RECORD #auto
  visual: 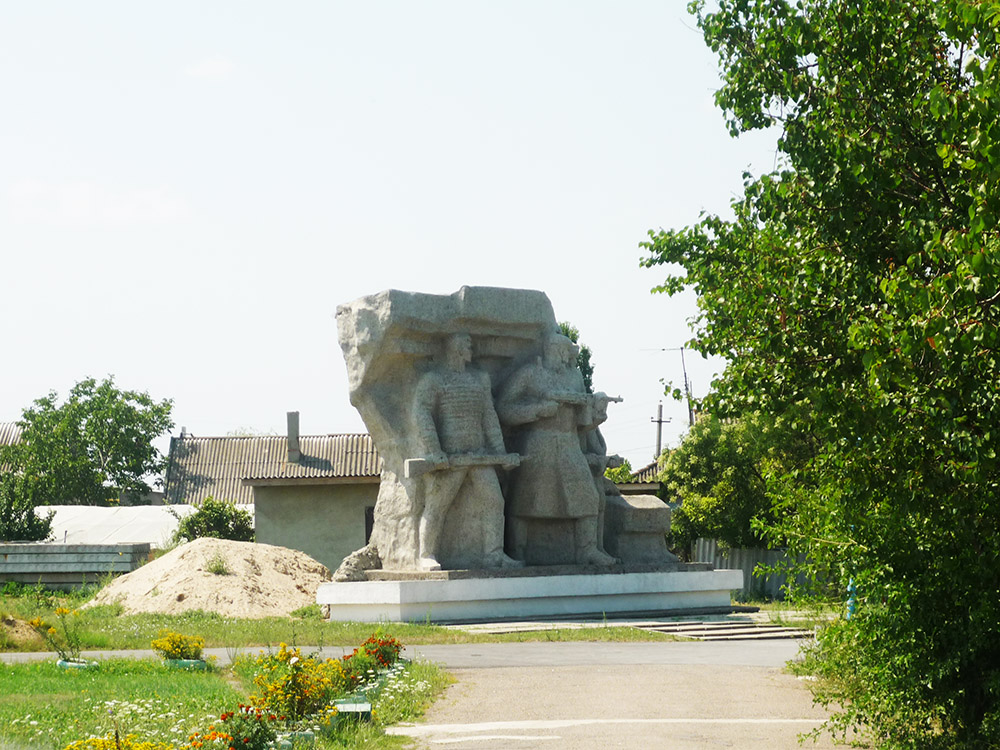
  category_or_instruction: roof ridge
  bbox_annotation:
[173,433,372,440]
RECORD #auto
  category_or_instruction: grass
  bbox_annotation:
[203,553,230,577]
[0,658,243,749]
[1,592,679,654]
[744,598,840,629]
[0,651,450,750]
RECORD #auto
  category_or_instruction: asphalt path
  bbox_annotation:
[406,640,804,668]
[396,641,839,750]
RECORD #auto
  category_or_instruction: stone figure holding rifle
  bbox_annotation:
[409,332,522,571]
[496,332,620,566]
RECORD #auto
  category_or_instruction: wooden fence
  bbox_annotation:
[692,538,807,600]
[0,542,150,589]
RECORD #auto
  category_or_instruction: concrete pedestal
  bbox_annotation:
[317,564,743,623]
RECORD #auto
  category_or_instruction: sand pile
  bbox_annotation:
[87,538,330,619]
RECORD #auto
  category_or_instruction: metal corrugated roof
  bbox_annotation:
[630,461,661,484]
[0,422,23,446]
[163,433,381,505]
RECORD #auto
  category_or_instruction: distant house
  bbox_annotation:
[0,422,22,476]
[0,422,22,449]
[616,460,662,496]
[163,413,381,573]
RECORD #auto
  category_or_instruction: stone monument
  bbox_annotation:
[321,286,740,620]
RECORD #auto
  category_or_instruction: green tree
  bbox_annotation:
[659,413,773,555]
[641,1,1000,746]
[603,457,634,484]
[0,377,174,506]
[557,321,594,393]
[0,473,52,541]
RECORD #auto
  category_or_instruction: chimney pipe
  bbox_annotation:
[287,411,301,463]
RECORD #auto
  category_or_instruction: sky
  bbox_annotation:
[0,1,779,474]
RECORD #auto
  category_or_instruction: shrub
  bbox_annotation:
[247,643,350,723]
[150,630,204,660]
[183,706,276,750]
[358,633,403,669]
[341,632,403,688]
[173,497,253,543]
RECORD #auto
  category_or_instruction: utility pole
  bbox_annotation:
[650,401,671,459]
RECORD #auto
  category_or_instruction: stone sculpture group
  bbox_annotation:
[334,286,674,580]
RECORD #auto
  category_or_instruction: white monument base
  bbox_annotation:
[316,567,743,623]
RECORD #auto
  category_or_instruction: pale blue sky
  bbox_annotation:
[1,2,778,470]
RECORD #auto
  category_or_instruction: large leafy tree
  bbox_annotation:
[659,412,792,555]
[642,1,1000,746]
[0,377,174,506]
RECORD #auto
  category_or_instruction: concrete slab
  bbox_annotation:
[317,568,743,623]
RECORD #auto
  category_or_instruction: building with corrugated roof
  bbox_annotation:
[163,413,382,572]
[0,422,23,448]
[618,460,662,496]
[0,422,23,475]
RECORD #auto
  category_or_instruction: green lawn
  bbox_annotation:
[0,653,449,750]
[2,592,677,653]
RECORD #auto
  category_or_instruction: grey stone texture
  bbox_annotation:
[333,286,673,579]
[603,494,678,564]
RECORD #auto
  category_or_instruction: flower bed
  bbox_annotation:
[242,632,405,735]
[0,631,422,750]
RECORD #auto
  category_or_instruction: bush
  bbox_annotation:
[247,643,350,723]
[0,473,52,542]
[357,633,403,670]
[150,630,204,660]
[183,706,276,750]
[173,497,253,543]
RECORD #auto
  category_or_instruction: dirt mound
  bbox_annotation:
[87,538,330,619]
[1,614,43,650]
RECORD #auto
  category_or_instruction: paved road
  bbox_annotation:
[406,640,804,668]
[394,641,839,750]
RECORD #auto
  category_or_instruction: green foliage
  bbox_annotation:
[659,413,794,554]
[0,377,173,506]
[0,653,447,750]
[289,603,323,620]
[173,497,254,543]
[28,607,84,661]
[0,473,52,541]
[558,321,594,393]
[184,706,277,750]
[0,659,243,749]
[642,1,1000,746]
[603,458,634,484]
[151,629,205,660]
[205,552,230,576]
